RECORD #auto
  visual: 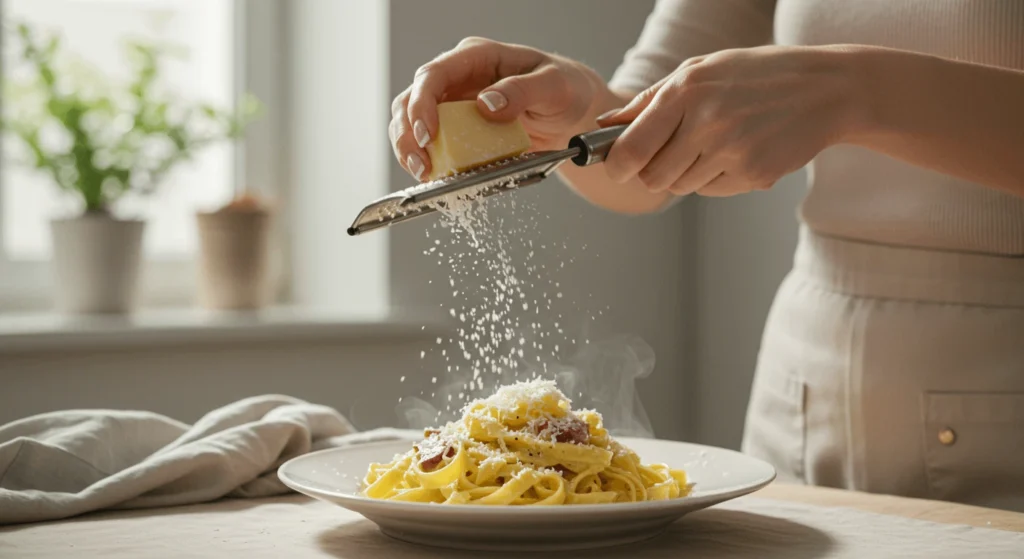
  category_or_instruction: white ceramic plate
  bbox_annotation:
[278,437,775,551]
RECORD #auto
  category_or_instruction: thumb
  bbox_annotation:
[475,68,570,122]
[595,76,669,126]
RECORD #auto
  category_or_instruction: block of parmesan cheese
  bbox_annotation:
[426,100,532,181]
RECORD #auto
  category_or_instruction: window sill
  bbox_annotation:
[0,306,451,354]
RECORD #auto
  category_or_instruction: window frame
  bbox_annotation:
[0,0,287,311]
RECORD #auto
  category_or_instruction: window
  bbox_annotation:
[0,0,284,310]
[2,0,236,260]
[0,0,389,315]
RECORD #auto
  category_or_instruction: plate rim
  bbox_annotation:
[277,437,777,515]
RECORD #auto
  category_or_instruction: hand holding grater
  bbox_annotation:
[347,125,626,236]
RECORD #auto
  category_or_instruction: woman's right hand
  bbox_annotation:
[390,37,603,181]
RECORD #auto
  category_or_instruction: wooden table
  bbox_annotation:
[757,483,1024,532]
[2,482,1021,558]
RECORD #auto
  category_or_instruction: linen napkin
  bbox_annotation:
[0,395,403,525]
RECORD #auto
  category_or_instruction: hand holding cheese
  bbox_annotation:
[425,101,532,181]
[390,38,604,182]
[389,36,673,214]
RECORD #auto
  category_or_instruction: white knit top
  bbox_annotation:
[609,0,1024,255]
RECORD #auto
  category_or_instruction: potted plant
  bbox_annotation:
[2,22,260,314]
[196,192,274,311]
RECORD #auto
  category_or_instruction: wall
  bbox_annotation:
[0,1,697,440]
[0,333,436,428]
[287,0,389,314]
[387,0,697,441]
[1,0,803,449]
[693,171,806,448]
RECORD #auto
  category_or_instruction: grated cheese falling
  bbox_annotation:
[401,177,616,427]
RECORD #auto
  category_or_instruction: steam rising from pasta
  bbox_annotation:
[398,335,655,437]
[399,188,657,438]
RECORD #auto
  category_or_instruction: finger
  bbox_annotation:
[696,172,767,197]
[636,120,701,192]
[595,74,671,126]
[476,65,569,122]
[390,94,430,181]
[407,39,542,148]
[391,117,429,181]
[601,86,685,184]
[667,152,724,196]
[391,86,412,119]
[596,55,706,125]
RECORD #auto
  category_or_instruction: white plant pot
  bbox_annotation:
[196,208,271,310]
[50,214,145,314]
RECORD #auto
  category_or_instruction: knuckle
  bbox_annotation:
[667,78,707,109]
[388,119,398,143]
[721,135,748,160]
[391,88,411,115]
[680,55,705,68]
[536,66,570,98]
[414,60,438,80]
[534,64,562,81]
[679,63,713,89]
[636,166,665,191]
[457,36,492,49]
[650,83,686,113]
[648,84,675,106]
[738,152,772,182]
[389,118,410,145]
[391,139,406,164]
[669,179,697,196]
[638,83,663,105]
[500,75,529,101]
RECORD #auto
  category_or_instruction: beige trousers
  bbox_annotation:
[741,227,1024,512]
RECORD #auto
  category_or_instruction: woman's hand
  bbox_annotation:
[597,46,861,197]
[391,37,606,181]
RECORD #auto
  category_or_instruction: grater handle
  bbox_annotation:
[567,124,628,167]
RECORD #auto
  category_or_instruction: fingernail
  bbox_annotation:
[596,109,622,122]
[407,153,425,181]
[413,120,430,148]
[479,91,507,112]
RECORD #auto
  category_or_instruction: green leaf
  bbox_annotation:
[44,34,60,56]
[4,20,265,206]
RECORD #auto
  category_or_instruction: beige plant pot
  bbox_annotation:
[196,208,271,310]
[50,213,145,314]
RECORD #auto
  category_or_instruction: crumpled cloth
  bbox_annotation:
[0,395,404,525]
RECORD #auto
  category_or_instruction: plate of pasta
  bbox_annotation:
[279,379,775,551]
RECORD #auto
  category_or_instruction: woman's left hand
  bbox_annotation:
[597,46,862,197]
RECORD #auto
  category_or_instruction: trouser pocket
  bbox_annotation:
[922,391,1024,512]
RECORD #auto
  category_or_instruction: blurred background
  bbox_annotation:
[0,0,805,451]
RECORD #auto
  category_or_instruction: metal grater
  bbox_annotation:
[347,125,626,235]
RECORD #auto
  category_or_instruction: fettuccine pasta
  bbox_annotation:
[362,379,692,505]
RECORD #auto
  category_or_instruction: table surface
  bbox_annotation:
[756,483,1024,532]
[2,482,1022,558]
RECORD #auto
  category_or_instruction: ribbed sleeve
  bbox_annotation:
[614,0,1024,255]
[608,0,776,93]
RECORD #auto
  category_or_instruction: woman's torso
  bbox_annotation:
[774,0,1024,255]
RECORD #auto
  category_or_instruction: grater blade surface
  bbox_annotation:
[347,148,576,236]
